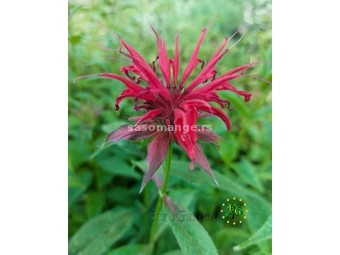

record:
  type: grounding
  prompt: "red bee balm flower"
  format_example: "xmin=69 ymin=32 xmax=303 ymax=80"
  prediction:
xmin=76 ymin=22 xmax=257 ymax=192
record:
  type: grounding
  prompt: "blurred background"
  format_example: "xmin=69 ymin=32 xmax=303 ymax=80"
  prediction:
xmin=68 ymin=0 xmax=272 ymax=254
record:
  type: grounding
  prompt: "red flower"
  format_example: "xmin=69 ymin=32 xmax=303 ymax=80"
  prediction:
xmin=75 ymin=22 xmax=259 ymax=192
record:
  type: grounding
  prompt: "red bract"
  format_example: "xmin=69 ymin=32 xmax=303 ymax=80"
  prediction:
xmin=75 ymin=22 xmax=259 ymax=192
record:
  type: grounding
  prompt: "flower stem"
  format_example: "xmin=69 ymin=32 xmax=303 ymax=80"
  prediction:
xmin=149 ymin=141 xmax=173 ymax=246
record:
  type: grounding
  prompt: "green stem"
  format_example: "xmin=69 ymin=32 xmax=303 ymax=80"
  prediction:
xmin=149 ymin=141 xmax=173 ymax=247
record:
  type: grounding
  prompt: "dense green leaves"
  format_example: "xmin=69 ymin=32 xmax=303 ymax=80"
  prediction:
xmin=234 ymin=215 xmax=272 ymax=251
xmin=231 ymin=158 xmax=265 ymax=193
xmin=106 ymin=244 xmax=148 ymax=255
xmin=69 ymin=208 xmax=135 ymax=255
xmin=164 ymin=197 xmax=218 ymax=255
xmin=98 ymin=156 xmax=140 ymax=179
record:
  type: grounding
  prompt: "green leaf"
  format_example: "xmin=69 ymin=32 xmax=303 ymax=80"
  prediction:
xmin=98 ymin=156 xmax=140 ymax=179
xmin=161 ymin=250 xmax=184 ymax=255
xmin=231 ymin=158 xmax=265 ymax=193
xmin=164 ymin=197 xmax=218 ymax=255
xmin=252 ymin=106 xmax=272 ymax=120
xmin=233 ymin=215 xmax=272 ymax=251
xmin=68 ymin=171 xmax=88 ymax=207
xmin=106 ymin=244 xmax=148 ymax=255
xmin=169 ymin=188 xmax=197 ymax=212
xmin=218 ymin=133 xmax=237 ymax=164
xmin=90 ymin=142 xmax=115 ymax=159
xmin=86 ymin=191 xmax=106 ymax=218
xmin=69 ymin=208 xmax=135 ymax=255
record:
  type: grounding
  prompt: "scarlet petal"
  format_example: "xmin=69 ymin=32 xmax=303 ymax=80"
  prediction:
xmin=140 ymin=132 xmax=170 ymax=192
xmin=225 ymin=61 xmax=255 ymax=75
xmin=134 ymin=109 xmax=161 ymax=126
xmin=149 ymin=24 xmax=171 ymax=86
xmin=187 ymin=38 xmax=229 ymax=91
xmin=173 ymin=34 xmax=179 ymax=86
xmin=185 ymin=73 xmax=242 ymax=95
xmin=105 ymin=124 xmax=156 ymax=142
xmin=220 ymin=82 xmax=252 ymax=102
xmin=117 ymin=37 xmax=170 ymax=100
xmin=173 ymin=108 xmax=196 ymax=161
xmin=99 ymin=73 xmax=157 ymax=110
xmin=187 ymin=61 xmax=254 ymax=95
xmin=100 ymin=73 xmax=144 ymax=92
xmin=180 ymin=100 xmax=231 ymax=131
xmin=114 ymin=89 xmax=137 ymax=110
xmin=180 ymin=28 xmax=207 ymax=87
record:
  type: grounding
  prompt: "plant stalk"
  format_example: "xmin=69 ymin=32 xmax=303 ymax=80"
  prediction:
xmin=149 ymin=141 xmax=173 ymax=248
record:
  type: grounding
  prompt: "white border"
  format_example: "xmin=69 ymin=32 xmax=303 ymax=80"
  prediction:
xmin=0 ymin=1 xmax=67 ymax=254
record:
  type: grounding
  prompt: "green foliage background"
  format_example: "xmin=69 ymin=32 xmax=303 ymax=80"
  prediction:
xmin=68 ymin=0 xmax=272 ymax=254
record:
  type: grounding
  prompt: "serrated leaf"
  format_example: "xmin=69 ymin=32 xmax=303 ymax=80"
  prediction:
xmin=164 ymin=197 xmax=218 ymax=255
xmin=233 ymin=215 xmax=272 ymax=251
xmin=69 ymin=208 xmax=135 ymax=255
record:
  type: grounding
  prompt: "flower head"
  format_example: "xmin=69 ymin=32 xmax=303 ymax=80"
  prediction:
xmin=75 ymin=21 xmax=262 ymax=192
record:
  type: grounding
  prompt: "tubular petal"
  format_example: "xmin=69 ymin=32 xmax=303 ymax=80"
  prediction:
xmin=134 ymin=109 xmax=161 ymax=126
xmin=180 ymin=99 xmax=231 ymax=130
xmin=180 ymin=28 xmax=207 ymax=87
xmin=173 ymin=33 xmax=179 ymax=87
xmin=149 ymin=23 xmax=171 ymax=86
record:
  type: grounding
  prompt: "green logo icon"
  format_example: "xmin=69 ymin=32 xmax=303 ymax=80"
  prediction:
xmin=221 ymin=197 xmax=248 ymax=225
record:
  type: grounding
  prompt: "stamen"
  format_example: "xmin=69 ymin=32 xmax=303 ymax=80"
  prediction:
xmin=106 ymin=56 xmax=131 ymax=63
xmin=242 ymin=74 xmax=272 ymax=84
xmin=121 ymin=67 xmax=136 ymax=81
xmin=211 ymin=70 xmax=217 ymax=82
xmin=198 ymin=59 xmax=206 ymax=70
xmin=118 ymin=46 xmax=131 ymax=59
xmin=146 ymin=14 xmax=154 ymax=25
xmin=152 ymin=56 xmax=159 ymax=72
xmin=253 ymin=61 xmax=272 ymax=65
xmin=96 ymin=42 xmax=119 ymax=52
xmin=224 ymin=100 xmax=232 ymax=111
xmin=96 ymin=20 xmax=118 ymax=38
xmin=206 ymin=14 xmax=218 ymax=29
xmin=73 ymin=74 xmax=100 ymax=83
xmin=228 ymin=25 xmax=249 ymax=50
